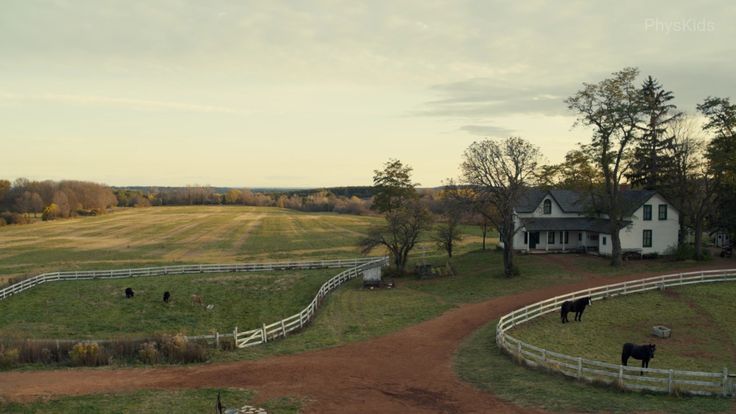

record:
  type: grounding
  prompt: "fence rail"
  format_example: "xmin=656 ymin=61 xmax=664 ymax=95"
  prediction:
xmin=0 ymin=256 xmax=389 ymax=349
xmin=496 ymin=268 xmax=736 ymax=397
xmin=233 ymin=257 xmax=389 ymax=348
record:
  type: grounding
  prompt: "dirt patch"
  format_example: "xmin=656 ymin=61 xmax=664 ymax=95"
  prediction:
xmin=0 ymin=265 xmax=734 ymax=413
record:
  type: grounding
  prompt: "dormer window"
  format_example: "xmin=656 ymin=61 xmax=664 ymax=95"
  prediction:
xmin=543 ymin=199 xmax=552 ymax=215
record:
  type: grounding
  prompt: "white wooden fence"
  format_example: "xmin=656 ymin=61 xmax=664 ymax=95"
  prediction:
xmin=233 ymin=257 xmax=389 ymax=348
xmin=496 ymin=269 xmax=736 ymax=397
xmin=0 ymin=256 xmax=389 ymax=348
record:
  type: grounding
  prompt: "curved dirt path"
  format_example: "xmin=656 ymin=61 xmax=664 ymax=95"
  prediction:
xmin=1 ymin=263 xmax=735 ymax=413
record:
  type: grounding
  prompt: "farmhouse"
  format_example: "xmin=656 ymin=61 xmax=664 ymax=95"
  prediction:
xmin=511 ymin=188 xmax=679 ymax=256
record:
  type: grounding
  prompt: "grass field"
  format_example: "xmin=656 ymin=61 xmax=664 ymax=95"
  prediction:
xmin=0 ymin=388 xmax=300 ymax=414
xmin=455 ymin=321 xmax=732 ymax=414
xmin=508 ymin=282 xmax=736 ymax=372
xmin=0 ymin=206 xmax=493 ymax=285
xmin=0 ymin=268 xmax=337 ymax=339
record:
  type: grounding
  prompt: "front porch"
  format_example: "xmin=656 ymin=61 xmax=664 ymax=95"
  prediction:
xmin=522 ymin=230 xmax=605 ymax=254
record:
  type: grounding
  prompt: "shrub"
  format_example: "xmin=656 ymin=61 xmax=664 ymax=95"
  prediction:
xmin=0 ymin=345 xmax=20 ymax=369
xmin=69 ymin=342 xmax=107 ymax=367
xmin=0 ymin=217 xmax=5 ymax=227
xmin=42 ymin=203 xmax=60 ymax=221
xmin=0 ymin=212 xmax=30 ymax=225
xmin=160 ymin=334 xmax=208 ymax=363
xmin=138 ymin=341 xmax=160 ymax=364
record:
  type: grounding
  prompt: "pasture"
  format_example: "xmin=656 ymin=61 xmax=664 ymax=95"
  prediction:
xmin=0 ymin=268 xmax=337 ymax=339
xmin=509 ymin=282 xmax=736 ymax=373
xmin=0 ymin=206 xmax=492 ymax=285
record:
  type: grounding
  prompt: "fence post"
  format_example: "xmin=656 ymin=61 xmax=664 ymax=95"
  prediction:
xmin=668 ymin=369 xmax=674 ymax=395
xmin=516 ymin=341 xmax=522 ymax=358
xmin=233 ymin=326 xmax=238 ymax=348
xmin=618 ymin=365 xmax=624 ymax=387
xmin=262 ymin=323 xmax=268 ymax=343
xmin=723 ymin=367 xmax=729 ymax=397
xmin=577 ymin=357 xmax=583 ymax=379
xmin=541 ymin=349 xmax=547 ymax=366
xmin=281 ymin=319 xmax=287 ymax=337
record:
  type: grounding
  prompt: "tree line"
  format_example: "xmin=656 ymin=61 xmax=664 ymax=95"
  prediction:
xmin=0 ymin=179 xmax=117 ymax=225
xmin=113 ymin=187 xmax=375 ymax=215
xmin=362 ymin=67 xmax=736 ymax=276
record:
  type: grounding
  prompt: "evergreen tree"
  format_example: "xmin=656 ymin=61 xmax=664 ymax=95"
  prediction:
xmin=628 ymin=76 xmax=681 ymax=190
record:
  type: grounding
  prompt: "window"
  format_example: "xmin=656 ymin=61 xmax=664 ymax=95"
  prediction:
xmin=602 ymin=236 xmax=607 ymax=245
xmin=643 ymin=230 xmax=653 ymax=247
xmin=578 ymin=232 xmax=582 ymax=242
xmin=524 ymin=231 xmax=528 ymax=244
xmin=658 ymin=204 xmax=668 ymax=220
xmin=548 ymin=231 xmax=555 ymax=244
xmin=543 ymin=199 xmax=552 ymax=215
xmin=563 ymin=231 xmax=569 ymax=244
xmin=643 ymin=204 xmax=652 ymax=221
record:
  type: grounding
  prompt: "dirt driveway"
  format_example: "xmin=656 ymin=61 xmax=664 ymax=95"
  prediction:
xmin=1 ymin=261 xmax=734 ymax=413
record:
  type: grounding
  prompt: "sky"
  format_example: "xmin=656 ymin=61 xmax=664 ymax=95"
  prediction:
xmin=1 ymin=1 xmax=735 ymax=188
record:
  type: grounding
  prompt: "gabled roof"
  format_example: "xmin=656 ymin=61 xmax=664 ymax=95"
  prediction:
xmin=515 ymin=188 xmax=661 ymax=217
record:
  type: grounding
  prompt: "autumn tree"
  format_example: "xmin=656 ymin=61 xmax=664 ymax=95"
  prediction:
xmin=461 ymin=137 xmax=540 ymax=277
xmin=432 ymin=189 xmax=464 ymax=258
xmin=361 ymin=160 xmax=431 ymax=273
xmin=566 ymin=67 xmax=643 ymax=267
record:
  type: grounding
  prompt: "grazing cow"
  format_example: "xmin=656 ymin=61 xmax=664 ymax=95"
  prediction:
xmin=191 ymin=294 xmax=203 ymax=306
xmin=125 ymin=287 xmax=135 ymax=298
xmin=560 ymin=297 xmax=592 ymax=323
xmin=163 ymin=291 xmax=171 ymax=303
xmin=622 ymin=343 xmax=656 ymax=375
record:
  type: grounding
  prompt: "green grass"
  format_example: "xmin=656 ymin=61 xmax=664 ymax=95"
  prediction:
xmin=455 ymin=321 xmax=734 ymax=413
xmin=0 ymin=388 xmax=300 ymax=414
xmin=510 ymin=283 xmax=736 ymax=372
xmin=0 ymin=206 xmax=384 ymax=283
xmin=0 ymin=269 xmax=336 ymax=339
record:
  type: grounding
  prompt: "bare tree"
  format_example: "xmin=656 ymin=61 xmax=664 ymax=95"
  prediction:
xmin=461 ymin=137 xmax=540 ymax=277
xmin=432 ymin=189 xmax=464 ymax=258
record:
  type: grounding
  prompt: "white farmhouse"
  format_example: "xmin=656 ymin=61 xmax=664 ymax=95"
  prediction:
xmin=510 ymin=189 xmax=679 ymax=256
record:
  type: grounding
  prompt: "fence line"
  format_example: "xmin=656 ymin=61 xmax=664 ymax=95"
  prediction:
xmin=233 ymin=257 xmax=389 ymax=348
xmin=496 ymin=268 xmax=736 ymax=397
xmin=0 ymin=256 xmax=389 ymax=348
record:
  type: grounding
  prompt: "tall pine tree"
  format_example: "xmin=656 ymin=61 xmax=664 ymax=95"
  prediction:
xmin=628 ymin=76 xmax=681 ymax=190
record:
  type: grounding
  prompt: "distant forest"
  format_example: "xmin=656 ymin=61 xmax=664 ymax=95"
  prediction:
xmin=0 ymin=180 xmax=391 ymax=226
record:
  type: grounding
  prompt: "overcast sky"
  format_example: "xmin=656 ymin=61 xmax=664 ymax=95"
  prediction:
xmin=1 ymin=1 xmax=734 ymax=187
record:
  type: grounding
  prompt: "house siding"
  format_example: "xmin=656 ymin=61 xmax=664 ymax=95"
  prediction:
xmin=619 ymin=193 xmax=679 ymax=255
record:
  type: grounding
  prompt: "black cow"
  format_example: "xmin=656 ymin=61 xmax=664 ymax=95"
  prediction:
xmin=163 ymin=291 xmax=171 ymax=303
xmin=622 ymin=343 xmax=656 ymax=375
xmin=560 ymin=297 xmax=591 ymax=323
xmin=125 ymin=287 xmax=135 ymax=298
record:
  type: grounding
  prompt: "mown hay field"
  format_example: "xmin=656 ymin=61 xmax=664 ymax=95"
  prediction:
xmin=0 ymin=206 xmax=384 ymax=283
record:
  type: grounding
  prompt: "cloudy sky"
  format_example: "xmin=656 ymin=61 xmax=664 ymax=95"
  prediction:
xmin=1 ymin=1 xmax=734 ymax=187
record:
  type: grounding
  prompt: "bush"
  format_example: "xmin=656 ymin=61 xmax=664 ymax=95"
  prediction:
xmin=0 ymin=211 xmax=30 ymax=225
xmin=160 ymin=334 xmax=208 ymax=363
xmin=69 ymin=342 xmax=107 ymax=367
xmin=0 ymin=345 xmax=20 ymax=369
xmin=0 ymin=217 xmax=5 ymax=227
xmin=138 ymin=341 xmax=160 ymax=364
xmin=42 ymin=203 xmax=60 ymax=221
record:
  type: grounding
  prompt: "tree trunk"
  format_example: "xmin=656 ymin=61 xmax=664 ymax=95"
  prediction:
xmin=502 ymin=231 xmax=515 ymax=277
xmin=610 ymin=228 xmax=622 ymax=267
xmin=694 ymin=219 xmax=704 ymax=261
xmin=481 ymin=225 xmax=487 ymax=251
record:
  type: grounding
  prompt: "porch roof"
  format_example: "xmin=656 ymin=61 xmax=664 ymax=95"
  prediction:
xmin=521 ymin=217 xmax=630 ymax=233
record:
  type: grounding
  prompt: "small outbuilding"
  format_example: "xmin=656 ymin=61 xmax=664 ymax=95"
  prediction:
xmin=362 ymin=265 xmax=382 ymax=288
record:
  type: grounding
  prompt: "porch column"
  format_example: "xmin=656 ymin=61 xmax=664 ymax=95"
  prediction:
xmin=582 ymin=231 xmax=587 ymax=252
xmin=544 ymin=231 xmax=549 ymax=251
xmin=562 ymin=231 xmax=566 ymax=252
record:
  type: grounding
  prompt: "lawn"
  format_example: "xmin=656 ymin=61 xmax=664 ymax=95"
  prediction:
xmin=0 ymin=388 xmax=300 ymax=414
xmin=455 ymin=321 xmax=732 ymax=414
xmin=0 ymin=268 xmax=337 ymax=339
xmin=508 ymin=282 xmax=736 ymax=373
